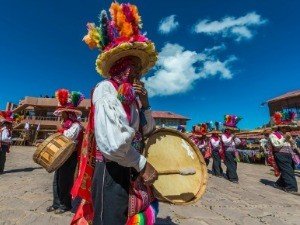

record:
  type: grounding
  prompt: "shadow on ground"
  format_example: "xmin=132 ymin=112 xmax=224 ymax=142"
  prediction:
xmin=4 ymin=166 xmax=43 ymax=174
xmin=156 ymin=217 xmax=178 ymax=225
xmin=260 ymin=178 xmax=276 ymax=188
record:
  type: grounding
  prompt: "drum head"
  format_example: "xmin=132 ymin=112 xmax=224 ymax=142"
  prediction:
xmin=144 ymin=128 xmax=208 ymax=205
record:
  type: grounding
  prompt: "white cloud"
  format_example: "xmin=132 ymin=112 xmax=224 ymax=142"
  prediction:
xmin=143 ymin=43 xmax=237 ymax=97
xmin=158 ymin=15 xmax=179 ymax=34
xmin=194 ymin=12 xmax=267 ymax=41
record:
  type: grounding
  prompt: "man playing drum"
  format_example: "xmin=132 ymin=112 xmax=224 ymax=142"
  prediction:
xmin=46 ymin=89 xmax=84 ymax=214
xmin=71 ymin=2 xmax=159 ymax=225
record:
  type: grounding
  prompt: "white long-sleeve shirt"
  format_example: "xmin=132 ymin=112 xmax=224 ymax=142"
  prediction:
xmin=221 ymin=134 xmax=241 ymax=151
xmin=0 ymin=127 xmax=12 ymax=143
xmin=63 ymin=123 xmax=82 ymax=142
xmin=93 ymin=80 xmax=156 ymax=172
xmin=210 ymin=138 xmax=221 ymax=149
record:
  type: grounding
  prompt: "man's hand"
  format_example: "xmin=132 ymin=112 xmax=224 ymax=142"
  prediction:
xmin=133 ymin=80 xmax=149 ymax=108
xmin=140 ymin=162 xmax=158 ymax=185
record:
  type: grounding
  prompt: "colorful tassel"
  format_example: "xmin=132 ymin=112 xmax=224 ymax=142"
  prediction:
xmin=127 ymin=201 xmax=159 ymax=225
xmin=117 ymin=83 xmax=136 ymax=105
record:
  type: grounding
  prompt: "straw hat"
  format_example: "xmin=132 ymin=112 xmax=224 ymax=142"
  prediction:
xmin=83 ymin=2 xmax=157 ymax=78
xmin=53 ymin=89 xmax=84 ymax=117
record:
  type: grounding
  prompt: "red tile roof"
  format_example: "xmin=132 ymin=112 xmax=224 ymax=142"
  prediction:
xmin=151 ymin=111 xmax=190 ymax=120
xmin=268 ymin=90 xmax=300 ymax=103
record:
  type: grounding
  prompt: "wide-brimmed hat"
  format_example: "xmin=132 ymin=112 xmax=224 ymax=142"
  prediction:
xmin=223 ymin=114 xmax=242 ymax=131
xmin=210 ymin=129 xmax=221 ymax=135
xmin=53 ymin=89 xmax=84 ymax=117
xmin=83 ymin=2 xmax=158 ymax=78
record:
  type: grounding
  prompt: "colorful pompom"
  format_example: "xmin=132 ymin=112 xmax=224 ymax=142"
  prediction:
xmin=55 ymin=89 xmax=70 ymax=107
xmin=70 ymin=91 xmax=85 ymax=107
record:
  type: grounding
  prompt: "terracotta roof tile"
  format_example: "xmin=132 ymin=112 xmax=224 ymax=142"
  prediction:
xmin=151 ymin=111 xmax=190 ymax=120
xmin=268 ymin=90 xmax=300 ymax=103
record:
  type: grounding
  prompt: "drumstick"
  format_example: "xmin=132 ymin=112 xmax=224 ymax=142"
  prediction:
xmin=158 ymin=168 xmax=196 ymax=176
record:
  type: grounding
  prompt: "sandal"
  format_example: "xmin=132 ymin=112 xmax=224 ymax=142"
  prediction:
xmin=46 ymin=206 xmax=58 ymax=212
xmin=54 ymin=208 xmax=69 ymax=214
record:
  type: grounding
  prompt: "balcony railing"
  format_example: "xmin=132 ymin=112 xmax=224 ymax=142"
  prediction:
xmin=24 ymin=116 xmax=88 ymax=122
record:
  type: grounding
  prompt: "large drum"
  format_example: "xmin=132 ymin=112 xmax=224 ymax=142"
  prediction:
xmin=33 ymin=133 xmax=76 ymax=173
xmin=144 ymin=128 xmax=208 ymax=205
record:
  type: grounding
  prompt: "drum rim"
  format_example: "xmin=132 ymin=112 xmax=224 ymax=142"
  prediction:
xmin=144 ymin=128 xmax=208 ymax=205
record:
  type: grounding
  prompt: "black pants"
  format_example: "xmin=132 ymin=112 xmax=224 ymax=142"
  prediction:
xmin=224 ymin=151 xmax=238 ymax=182
xmin=92 ymin=160 xmax=130 ymax=225
xmin=212 ymin=150 xmax=223 ymax=176
xmin=52 ymin=152 xmax=78 ymax=210
xmin=274 ymin=152 xmax=298 ymax=192
xmin=0 ymin=146 xmax=8 ymax=173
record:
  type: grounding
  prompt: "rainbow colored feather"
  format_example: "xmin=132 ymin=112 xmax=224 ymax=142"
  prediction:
xmin=99 ymin=10 xmax=113 ymax=48
xmin=127 ymin=201 xmax=159 ymax=225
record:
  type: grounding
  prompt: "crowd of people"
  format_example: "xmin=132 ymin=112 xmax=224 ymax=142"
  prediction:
xmin=0 ymin=2 xmax=299 ymax=225
xmin=185 ymin=114 xmax=299 ymax=195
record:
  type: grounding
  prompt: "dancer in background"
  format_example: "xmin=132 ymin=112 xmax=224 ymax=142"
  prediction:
xmin=0 ymin=111 xmax=13 ymax=174
xmin=210 ymin=130 xmax=223 ymax=177
xmin=221 ymin=115 xmax=242 ymax=183
xmin=269 ymin=111 xmax=298 ymax=194
xmin=46 ymin=89 xmax=84 ymax=214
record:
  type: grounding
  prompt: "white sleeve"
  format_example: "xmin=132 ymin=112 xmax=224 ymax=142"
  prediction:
xmin=1 ymin=129 xmax=12 ymax=143
xmin=93 ymin=82 xmax=147 ymax=172
xmin=234 ymin=137 xmax=241 ymax=146
xmin=63 ymin=123 xmax=81 ymax=141
xmin=142 ymin=109 xmax=156 ymax=136
xmin=221 ymin=134 xmax=233 ymax=146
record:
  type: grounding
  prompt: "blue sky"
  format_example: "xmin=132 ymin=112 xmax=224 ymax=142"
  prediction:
xmin=1 ymin=0 xmax=299 ymax=130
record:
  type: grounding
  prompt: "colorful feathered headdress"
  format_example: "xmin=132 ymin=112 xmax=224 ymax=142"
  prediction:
xmin=223 ymin=115 xmax=242 ymax=130
xmin=83 ymin=1 xmax=157 ymax=78
xmin=53 ymin=89 xmax=85 ymax=116
xmin=273 ymin=111 xmax=296 ymax=125
xmin=199 ymin=123 xmax=208 ymax=135
xmin=0 ymin=111 xmax=14 ymax=124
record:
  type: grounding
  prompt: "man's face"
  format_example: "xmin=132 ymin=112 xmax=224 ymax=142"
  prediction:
xmin=61 ymin=112 xmax=68 ymax=120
